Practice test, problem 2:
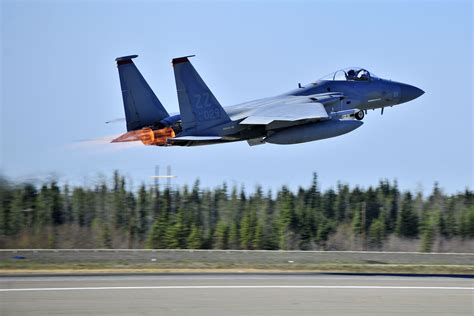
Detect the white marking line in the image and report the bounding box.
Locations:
[368,98,382,102]
[1,285,473,292]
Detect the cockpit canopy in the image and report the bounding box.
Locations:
[319,67,379,81]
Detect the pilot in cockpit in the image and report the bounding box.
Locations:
[346,69,356,80]
[357,70,369,81]
[346,69,370,81]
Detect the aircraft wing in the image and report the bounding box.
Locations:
[239,101,329,125]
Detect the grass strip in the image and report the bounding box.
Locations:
[0,262,472,275]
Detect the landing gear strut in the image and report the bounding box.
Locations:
[355,110,365,120]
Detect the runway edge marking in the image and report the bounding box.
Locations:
[1,285,473,292]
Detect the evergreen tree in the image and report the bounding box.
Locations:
[298,206,314,250]
[0,178,10,236]
[240,213,252,249]
[459,206,474,238]
[0,196,6,236]
[276,186,296,250]
[213,220,228,249]
[335,182,349,222]
[368,215,386,249]
[253,220,264,249]
[136,184,150,240]
[322,188,337,219]
[112,171,128,229]
[420,216,436,252]
[146,217,168,249]
[364,188,381,231]
[0,171,471,251]
[260,192,278,250]
[71,188,87,226]
[63,184,73,223]
[49,182,64,225]
[316,216,334,246]
[166,209,187,249]
[352,204,363,236]
[35,185,52,228]
[187,225,203,249]
[388,181,400,232]
[101,223,113,248]
[227,222,240,249]
[396,193,419,238]
[307,173,321,211]
[8,189,25,235]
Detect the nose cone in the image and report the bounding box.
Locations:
[399,83,424,104]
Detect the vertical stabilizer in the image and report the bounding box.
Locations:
[172,56,231,133]
[116,55,169,131]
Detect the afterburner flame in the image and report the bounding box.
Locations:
[139,127,175,145]
[111,127,175,146]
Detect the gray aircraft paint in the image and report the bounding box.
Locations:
[172,56,232,134]
[115,55,169,131]
[114,56,424,146]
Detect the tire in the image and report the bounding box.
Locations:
[355,111,365,120]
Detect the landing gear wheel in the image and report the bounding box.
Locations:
[355,111,365,120]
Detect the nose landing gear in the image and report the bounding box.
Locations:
[355,110,365,120]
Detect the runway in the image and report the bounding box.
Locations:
[1,274,473,315]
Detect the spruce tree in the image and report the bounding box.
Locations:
[227,222,240,249]
[240,213,252,249]
[213,220,228,249]
[8,189,25,235]
[352,205,363,236]
[136,184,150,240]
[368,216,386,249]
[395,193,419,238]
[420,217,436,252]
[187,225,203,249]
[146,217,168,249]
[253,220,264,249]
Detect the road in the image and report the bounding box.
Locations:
[1,273,473,315]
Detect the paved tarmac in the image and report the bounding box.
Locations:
[1,273,473,315]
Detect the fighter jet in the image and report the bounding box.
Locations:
[112,55,424,146]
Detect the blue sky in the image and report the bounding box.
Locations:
[1,0,472,194]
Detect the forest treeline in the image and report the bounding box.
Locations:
[0,172,473,252]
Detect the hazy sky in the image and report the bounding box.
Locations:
[1,0,472,194]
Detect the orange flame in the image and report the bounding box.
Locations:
[139,127,175,145]
[111,127,175,146]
